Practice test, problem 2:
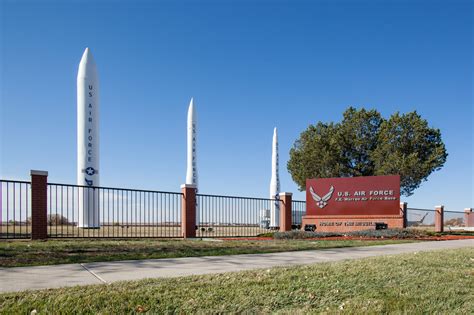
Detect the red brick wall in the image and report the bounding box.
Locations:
[301,201,407,233]
[279,193,292,232]
[31,171,48,240]
[181,185,196,238]
[465,209,474,227]
[435,206,444,233]
[302,214,404,233]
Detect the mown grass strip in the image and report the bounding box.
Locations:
[0,239,411,267]
[1,248,472,313]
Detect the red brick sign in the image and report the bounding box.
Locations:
[306,175,400,216]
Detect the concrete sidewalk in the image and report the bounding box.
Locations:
[1,239,472,293]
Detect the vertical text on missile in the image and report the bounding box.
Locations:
[87,84,94,164]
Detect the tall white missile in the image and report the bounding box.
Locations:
[186,98,198,187]
[77,47,100,228]
[269,127,280,228]
[186,98,199,225]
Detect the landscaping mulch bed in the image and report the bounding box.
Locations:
[221,234,474,241]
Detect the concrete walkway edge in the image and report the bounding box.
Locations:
[0,239,472,293]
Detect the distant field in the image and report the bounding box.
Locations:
[1,248,472,313]
[0,238,412,267]
[0,224,272,238]
[3,223,460,239]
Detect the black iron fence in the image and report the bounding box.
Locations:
[0,180,31,239]
[406,208,436,227]
[1,177,471,239]
[46,183,182,238]
[292,200,306,228]
[195,193,277,237]
[407,207,466,229]
[444,210,467,229]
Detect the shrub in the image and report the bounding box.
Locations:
[256,232,276,238]
[349,228,428,239]
[274,230,342,239]
[47,214,70,226]
[273,228,429,239]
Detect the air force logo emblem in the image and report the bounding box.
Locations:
[310,186,335,208]
[85,167,96,176]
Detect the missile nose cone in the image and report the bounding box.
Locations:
[80,47,95,64]
[187,97,195,121]
[78,47,97,78]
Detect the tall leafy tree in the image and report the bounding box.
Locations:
[336,107,382,177]
[372,111,448,196]
[287,107,447,196]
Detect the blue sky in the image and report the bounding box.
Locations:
[1,0,472,210]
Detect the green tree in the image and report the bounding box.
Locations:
[372,112,448,196]
[287,107,447,196]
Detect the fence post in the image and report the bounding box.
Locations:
[464,208,474,227]
[400,202,408,228]
[181,184,196,238]
[31,170,48,240]
[435,205,444,233]
[279,192,292,232]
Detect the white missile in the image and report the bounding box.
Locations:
[185,98,199,225]
[186,98,198,187]
[269,127,280,228]
[77,47,100,228]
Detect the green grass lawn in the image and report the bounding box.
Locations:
[1,248,472,313]
[0,238,413,267]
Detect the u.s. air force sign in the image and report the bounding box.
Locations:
[306,175,401,216]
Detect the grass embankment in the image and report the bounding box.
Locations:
[1,248,472,313]
[0,238,411,268]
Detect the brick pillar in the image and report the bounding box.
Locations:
[464,208,474,227]
[31,170,48,240]
[435,205,444,233]
[279,192,292,232]
[181,184,196,238]
[400,202,408,228]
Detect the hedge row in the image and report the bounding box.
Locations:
[273,228,429,239]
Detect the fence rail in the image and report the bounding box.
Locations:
[196,194,278,237]
[1,177,471,239]
[406,207,467,229]
[292,200,305,227]
[0,180,31,239]
[46,183,182,238]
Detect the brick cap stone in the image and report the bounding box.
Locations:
[464,208,473,212]
[435,205,444,208]
[279,192,293,196]
[30,170,48,176]
[180,184,196,189]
